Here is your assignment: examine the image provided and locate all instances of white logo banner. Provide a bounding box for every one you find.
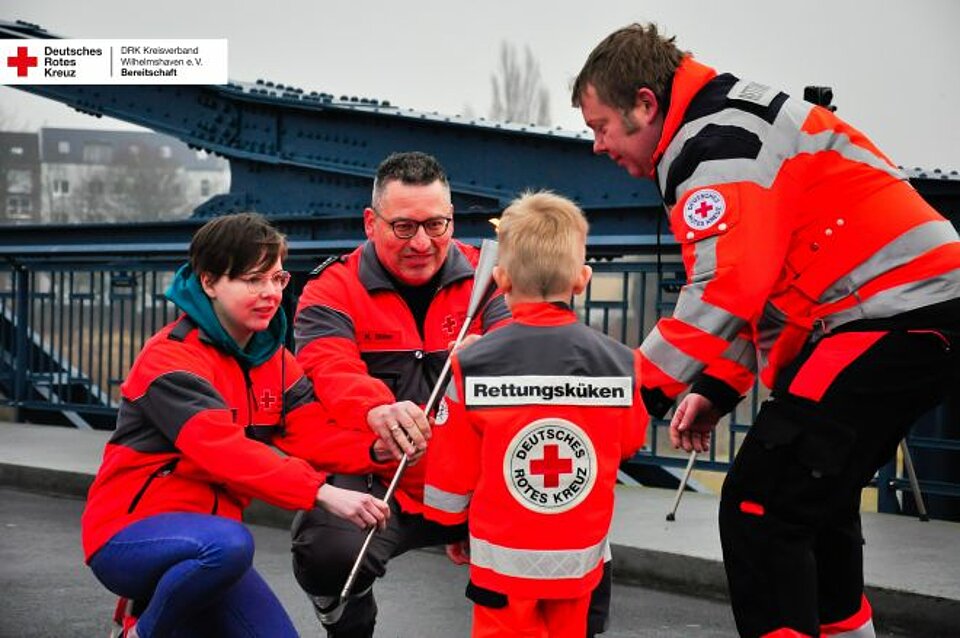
[2,39,228,85]
[465,375,632,406]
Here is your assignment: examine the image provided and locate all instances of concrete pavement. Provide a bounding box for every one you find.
[1,421,957,636]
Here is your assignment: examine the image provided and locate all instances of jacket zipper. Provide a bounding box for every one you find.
[127,458,179,514]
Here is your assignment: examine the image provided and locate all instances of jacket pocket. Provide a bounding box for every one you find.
[127,458,180,514]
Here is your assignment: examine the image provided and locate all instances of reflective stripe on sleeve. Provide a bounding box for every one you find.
[423,485,471,514]
[673,282,747,340]
[640,326,705,385]
[720,336,757,372]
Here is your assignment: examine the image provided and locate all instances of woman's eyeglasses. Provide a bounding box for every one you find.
[238,270,291,294]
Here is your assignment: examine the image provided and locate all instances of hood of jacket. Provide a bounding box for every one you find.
[165,263,286,367]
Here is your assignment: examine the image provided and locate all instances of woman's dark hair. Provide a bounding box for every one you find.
[189,212,287,278]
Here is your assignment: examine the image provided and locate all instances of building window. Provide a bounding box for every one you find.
[58,140,70,154]
[6,169,33,194]
[52,179,70,195]
[160,145,172,159]
[10,146,24,156]
[200,179,211,197]
[6,194,32,215]
[83,143,114,164]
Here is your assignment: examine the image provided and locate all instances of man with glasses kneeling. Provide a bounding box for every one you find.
[290,152,511,638]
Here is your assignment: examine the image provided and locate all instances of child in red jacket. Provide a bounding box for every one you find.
[424,192,649,637]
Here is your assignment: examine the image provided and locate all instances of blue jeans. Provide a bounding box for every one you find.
[89,513,297,638]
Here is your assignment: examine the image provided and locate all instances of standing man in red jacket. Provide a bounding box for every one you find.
[290,152,512,638]
[572,23,960,638]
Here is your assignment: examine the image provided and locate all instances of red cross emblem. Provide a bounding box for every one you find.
[529,444,573,488]
[441,314,460,337]
[694,201,714,218]
[7,47,38,77]
[259,388,278,409]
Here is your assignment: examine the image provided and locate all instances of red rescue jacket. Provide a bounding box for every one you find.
[423,302,648,599]
[640,57,960,415]
[81,316,382,560]
[294,240,510,513]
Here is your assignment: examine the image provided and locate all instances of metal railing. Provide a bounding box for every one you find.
[1,247,957,518]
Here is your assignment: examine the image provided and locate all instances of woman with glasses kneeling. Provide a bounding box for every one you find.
[81,213,393,638]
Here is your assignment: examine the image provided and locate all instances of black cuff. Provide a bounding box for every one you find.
[368,442,390,465]
[690,374,743,415]
[641,386,674,419]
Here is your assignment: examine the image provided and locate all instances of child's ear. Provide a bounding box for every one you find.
[571,264,592,295]
[492,265,512,293]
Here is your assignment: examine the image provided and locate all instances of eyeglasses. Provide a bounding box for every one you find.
[238,270,291,294]
[373,209,452,240]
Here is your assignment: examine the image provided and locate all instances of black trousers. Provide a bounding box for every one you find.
[291,473,612,637]
[719,326,959,637]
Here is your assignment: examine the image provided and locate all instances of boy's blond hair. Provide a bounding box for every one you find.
[497,191,589,298]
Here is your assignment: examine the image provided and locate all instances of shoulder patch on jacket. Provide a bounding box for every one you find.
[726,79,776,107]
[309,255,344,279]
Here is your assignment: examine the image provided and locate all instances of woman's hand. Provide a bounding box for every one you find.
[315,484,390,530]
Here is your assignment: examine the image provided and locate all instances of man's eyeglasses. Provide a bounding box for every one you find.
[373,209,452,240]
[238,270,291,294]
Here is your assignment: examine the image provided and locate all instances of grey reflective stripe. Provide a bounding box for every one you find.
[821,269,960,332]
[470,535,608,580]
[423,485,471,514]
[796,128,905,184]
[720,336,757,373]
[673,283,746,340]
[664,97,906,197]
[820,220,960,303]
[640,326,705,384]
[444,379,459,402]
[756,301,788,371]
[293,305,355,354]
[690,236,718,280]
[660,107,782,193]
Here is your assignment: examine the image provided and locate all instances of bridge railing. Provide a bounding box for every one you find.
[1,247,956,518]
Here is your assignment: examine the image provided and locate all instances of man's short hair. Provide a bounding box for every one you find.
[497,191,589,298]
[189,212,287,278]
[571,22,685,115]
[371,151,450,210]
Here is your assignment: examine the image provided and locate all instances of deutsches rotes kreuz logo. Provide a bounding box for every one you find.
[683,188,726,230]
[503,418,597,514]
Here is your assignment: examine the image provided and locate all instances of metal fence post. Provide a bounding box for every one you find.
[13,265,30,422]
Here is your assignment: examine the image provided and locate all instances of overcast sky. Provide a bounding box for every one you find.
[2,0,958,170]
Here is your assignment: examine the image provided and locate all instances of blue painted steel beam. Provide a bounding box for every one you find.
[1,18,661,223]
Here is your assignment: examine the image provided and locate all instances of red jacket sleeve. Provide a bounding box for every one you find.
[640,181,786,408]
[422,356,480,525]
[294,269,394,429]
[274,351,392,475]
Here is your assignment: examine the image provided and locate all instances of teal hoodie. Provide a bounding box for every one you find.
[164,264,287,367]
